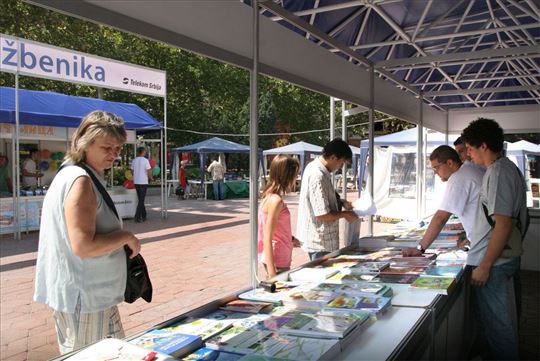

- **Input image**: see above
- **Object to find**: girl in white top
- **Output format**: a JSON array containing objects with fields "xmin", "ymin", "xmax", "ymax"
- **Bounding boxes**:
[{"xmin": 34, "ymin": 111, "xmax": 141, "ymax": 354}]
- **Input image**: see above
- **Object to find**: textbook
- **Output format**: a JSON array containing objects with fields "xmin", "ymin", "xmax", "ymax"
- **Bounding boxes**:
[
  {"xmin": 211, "ymin": 331, "xmax": 340, "ymax": 361},
  {"xmin": 317, "ymin": 258, "xmax": 360, "ymax": 269},
  {"xmin": 162, "ymin": 317, "xmax": 233, "ymax": 340},
  {"xmin": 369, "ymin": 273, "xmax": 419, "ymax": 284},
  {"xmin": 288, "ymin": 267, "xmax": 338, "ymax": 282},
  {"xmin": 65, "ymin": 338, "xmax": 177, "ymax": 361},
  {"xmin": 324, "ymin": 294, "xmax": 391, "ymax": 316},
  {"xmin": 346, "ymin": 261, "xmax": 390, "ymax": 274},
  {"xmin": 220, "ymin": 300, "xmax": 274, "ymax": 314},
  {"xmin": 182, "ymin": 347, "xmax": 246, "ymax": 361},
  {"xmin": 278, "ymin": 312, "xmax": 360, "ymax": 339},
  {"xmin": 423, "ymin": 265, "xmax": 463, "ymax": 278},
  {"xmin": 410, "ymin": 275, "xmax": 456, "ymax": 295},
  {"xmin": 237, "ymin": 284, "xmax": 301, "ymax": 305},
  {"xmin": 129, "ymin": 330, "xmax": 203, "ymax": 358},
  {"xmin": 389, "ymin": 257, "xmax": 434, "ymax": 267},
  {"xmin": 283, "ymin": 289, "xmax": 338, "ymax": 309},
  {"xmin": 380, "ymin": 265, "xmax": 428, "ymax": 275},
  {"xmin": 326, "ymin": 271, "xmax": 377, "ymax": 284}
]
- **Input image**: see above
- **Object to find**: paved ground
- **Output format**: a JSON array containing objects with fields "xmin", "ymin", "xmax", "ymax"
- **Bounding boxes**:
[{"xmin": 1, "ymin": 194, "xmax": 538, "ymax": 360}]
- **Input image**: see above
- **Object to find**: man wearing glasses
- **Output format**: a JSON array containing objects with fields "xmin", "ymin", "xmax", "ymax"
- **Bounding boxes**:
[{"xmin": 403, "ymin": 145, "xmax": 485, "ymax": 256}]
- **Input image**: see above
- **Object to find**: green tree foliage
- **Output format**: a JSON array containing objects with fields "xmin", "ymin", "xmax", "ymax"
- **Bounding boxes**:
[{"xmin": 1, "ymin": 0, "xmax": 420, "ymax": 155}]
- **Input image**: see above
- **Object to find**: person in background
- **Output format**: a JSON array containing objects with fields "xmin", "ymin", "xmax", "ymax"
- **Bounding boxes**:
[
  {"xmin": 297, "ymin": 138, "xmax": 358, "ymax": 261},
  {"xmin": 207, "ymin": 156, "xmax": 225, "ymax": 200},
  {"xmin": 402, "ymin": 145, "xmax": 484, "ymax": 256},
  {"xmin": 179, "ymin": 160, "xmax": 188, "ymax": 199},
  {"xmin": 132, "ymin": 147, "xmax": 152, "ymax": 223},
  {"xmin": 0, "ymin": 154, "xmax": 13, "ymax": 197},
  {"xmin": 258, "ymin": 155, "xmax": 301, "ymax": 279},
  {"xmin": 461, "ymin": 117, "xmax": 527, "ymax": 360},
  {"xmin": 22, "ymin": 149, "xmax": 43, "ymax": 188},
  {"xmin": 34, "ymin": 111, "xmax": 141, "ymax": 354},
  {"xmin": 453, "ymin": 136, "xmax": 469, "ymax": 163}
]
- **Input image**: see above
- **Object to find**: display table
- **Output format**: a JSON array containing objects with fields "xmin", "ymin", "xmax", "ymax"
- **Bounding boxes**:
[
  {"xmin": 0, "ymin": 195, "xmax": 43, "ymax": 234},
  {"xmin": 109, "ymin": 188, "xmax": 137, "ymax": 219},
  {"xmin": 340, "ymin": 307, "xmax": 429, "ymax": 360}
]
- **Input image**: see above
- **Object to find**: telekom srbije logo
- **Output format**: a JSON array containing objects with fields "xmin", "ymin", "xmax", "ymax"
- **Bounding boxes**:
[{"xmin": 2, "ymin": 39, "xmax": 106, "ymax": 81}]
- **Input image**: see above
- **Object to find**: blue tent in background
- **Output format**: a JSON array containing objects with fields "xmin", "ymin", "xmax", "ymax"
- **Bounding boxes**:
[
  {"xmin": 172, "ymin": 137, "xmax": 261, "ymax": 192},
  {"xmin": 0, "ymin": 87, "xmax": 161, "ymax": 129}
]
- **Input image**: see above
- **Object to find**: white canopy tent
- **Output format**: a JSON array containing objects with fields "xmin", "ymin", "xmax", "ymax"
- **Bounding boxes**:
[{"xmin": 26, "ymin": 0, "xmax": 540, "ymax": 277}]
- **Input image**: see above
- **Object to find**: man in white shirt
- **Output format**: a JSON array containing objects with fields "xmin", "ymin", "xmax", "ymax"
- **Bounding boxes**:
[
  {"xmin": 207, "ymin": 157, "xmax": 225, "ymax": 200},
  {"xmin": 131, "ymin": 147, "xmax": 152, "ymax": 222},
  {"xmin": 297, "ymin": 138, "xmax": 358, "ymax": 261},
  {"xmin": 22, "ymin": 149, "xmax": 43, "ymax": 188},
  {"xmin": 403, "ymin": 145, "xmax": 485, "ymax": 256}
]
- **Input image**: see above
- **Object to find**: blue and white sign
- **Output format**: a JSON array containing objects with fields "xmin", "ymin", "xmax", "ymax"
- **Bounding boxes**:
[{"xmin": 1, "ymin": 34, "xmax": 166, "ymax": 97}]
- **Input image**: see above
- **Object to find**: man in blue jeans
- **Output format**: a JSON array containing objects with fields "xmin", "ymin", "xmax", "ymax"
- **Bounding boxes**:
[
  {"xmin": 207, "ymin": 156, "xmax": 225, "ymax": 200},
  {"xmin": 461, "ymin": 118, "xmax": 527, "ymax": 360}
]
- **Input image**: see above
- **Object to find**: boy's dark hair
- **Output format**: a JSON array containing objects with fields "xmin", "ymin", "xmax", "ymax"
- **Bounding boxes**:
[
  {"xmin": 461, "ymin": 118, "xmax": 504, "ymax": 153},
  {"xmin": 453, "ymin": 136, "xmax": 463, "ymax": 146},
  {"xmin": 430, "ymin": 145, "xmax": 462, "ymax": 165},
  {"xmin": 137, "ymin": 147, "xmax": 146, "ymax": 155},
  {"xmin": 322, "ymin": 138, "xmax": 352, "ymax": 160}
]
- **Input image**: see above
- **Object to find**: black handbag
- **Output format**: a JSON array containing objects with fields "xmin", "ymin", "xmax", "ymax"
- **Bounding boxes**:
[{"xmin": 76, "ymin": 163, "xmax": 153, "ymax": 303}]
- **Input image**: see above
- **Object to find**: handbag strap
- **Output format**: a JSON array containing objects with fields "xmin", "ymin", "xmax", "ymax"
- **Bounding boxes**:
[{"xmin": 58, "ymin": 163, "xmax": 119, "ymax": 220}]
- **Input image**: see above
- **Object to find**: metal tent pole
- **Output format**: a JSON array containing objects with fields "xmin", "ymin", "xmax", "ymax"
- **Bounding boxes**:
[
  {"xmin": 368, "ymin": 65, "xmax": 375, "ymax": 236},
  {"xmin": 416, "ymin": 93, "xmax": 424, "ymax": 220},
  {"xmin": 14, "ymin": 72, "xmax": 21, "ymax": 240},
  {"xmin": 249, "ymin": 0, "xmax": 260, "ymax": 288},
  {"xmin": 163, "ymin": 96, "xmax": 168, "ymax": 219},
  {"xmin": 341, "ymin": 100, "xmax": 347, "ymax": 199},
  {"xmin": 330, "ymin": 97, "xmax": 336, "ymax": 186}
]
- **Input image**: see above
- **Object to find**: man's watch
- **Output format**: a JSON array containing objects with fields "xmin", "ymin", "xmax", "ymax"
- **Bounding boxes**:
[{"xmin": 416, "ymin": 244, "xmax": 425, "ymax": 253}]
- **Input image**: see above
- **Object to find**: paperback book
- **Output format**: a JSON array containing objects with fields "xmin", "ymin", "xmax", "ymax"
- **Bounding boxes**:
[
  {"xmin": 182, "ymin": 347, "xmax": 246, "ymax": 361},
  {"xmin": 423, "ymin": 265, "xmax": 463, "ymax": 278},
  {"xmin": 326, "ymin": 271, "xmax": 377, "ymax": 284},
  {"xmin": 410, "ymin": 275, "xmax": 456, "ymax": 295},
  {"xmin": 130, "ymin": 329, "xmax": 203, "ymax": 358},
  {"xmin": 220, "ymin": 300, "xmax": 274, "ymax": 314},
  {"xmin": 380, "ymin": 265, "xmax": 428, "ymax": 275},
  {"xmin": 66, "ymin": 338, "xmax": 177, "ymax": 361},
  {"xmin": 278, "ymin": 312, "xmax": 360, "ymax": 339},
  {"xmin": 288, "ymin": 267, "xmax": 338, "ymax": 282},
  {"xmin": 369, "ymin": 273, "xmax": 419, "ymax": 284},
  {"xmin": 283, "ymin": 289, "xmax": 338, "ymax": 309},
  {"xmin": 389, "ymin": 257, "xmax": 434, "ymax": 267},
  {"xmin": 346, "ymin": 261, "xmax": 390, "ymax": 274},
  {"xmin": 237, "ymin": 285, "xmax": 300, "ymax": 305},
  {"xmin": 324, "ymin": 294, "xmax": 391, "ymax": 316},
  {"xmin": 161, "ymin": 317, "xmax": 233, "ymax": 341},
  {"xmin": 214, "ymin": 331, "xmax": 340, "ymax": 361}
]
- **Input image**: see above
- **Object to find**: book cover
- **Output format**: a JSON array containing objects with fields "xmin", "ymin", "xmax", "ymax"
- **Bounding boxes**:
[
  {"xmin": 237, "ymin": 332, "xmax": 340, "ymax": 361},
  {"xmin": 317, "ymin": 258, "xmax": 359, "ymax": 269},
  {"xmin": 347, "ymin": 261, "xmax": 390, "ymax": 274},
  {"xmin": 380, "ymin": 265, "xmax": 428, "ymax": 275},
  {"xmin": 66, "ymin": 338, "xmax": 176, "ymax": 361},
  {"xmin": 324, "ymin": 294, "xmax": 391, "ymax": 316},
  {"xmin": 182, "ymin": 347, "xmax": 246, "ymax": 361},
  {"xmin": 162, "ymin": 317, "xmax": 233, "ymax": 340},
  {"xmin": 326, "ymin": 271, "xmax": 377, "ymax": 283},
  {"xmin": 288, "ymin": 267, "xmax": 338, "ymax": 282},
  {"xmin": 220, "ymin": 300, "xmax": 274, "ymax": 314},
  {"xmin": 283, "ymin": 289, "xmax": 337, "ymax": 309},
  {"xmin": 389, "ymin": 257, "xmax": 434, "ymax": 267},
  {"xmin": 423, "ymin": 265, "xmax": 463, "ymax": 278},
  {"xmin": 370, "ymin": 273, "xmax": 419, "ymax": 284},
  {"xmin": 278, "ymin": 312, "xmax": 359, "ymax": 339},
  {"xmin": 130, "ymin": 329, "xmax": 203, "ymax": 358},
  {"xmin": 410, "ymin": 276, "xmax": 456, "ymax": 294}
]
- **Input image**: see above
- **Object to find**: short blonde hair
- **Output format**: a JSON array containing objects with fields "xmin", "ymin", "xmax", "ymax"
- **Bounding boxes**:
[{"xmin": 65, "ymin": 111, "xmax": 127, "ymax": 163}]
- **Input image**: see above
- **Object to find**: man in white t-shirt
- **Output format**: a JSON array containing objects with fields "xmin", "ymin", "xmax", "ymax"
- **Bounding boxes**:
[
  {"xmin": 131, "ymin": 147, "xmax": 152, "ymax": 222},
  {"xmin": 207, "ymin": 157, "xmax": 225, "ymax": 200},
  {"xmin": 403, "ymin": 145, "xmax": 485, "ymax": 256},
  {"xmin": 22, "ymin": 149, "xmax": 43, "ymax": 188}
]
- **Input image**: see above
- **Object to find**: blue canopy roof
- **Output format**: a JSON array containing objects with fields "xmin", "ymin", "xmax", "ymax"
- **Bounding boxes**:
[
  {"xmin": 263, "ymin": 141, "xmax": 322, "ymax": 155},
  {"xmin": 0, "ymin": 87, "xmax": 161, "ymax": 129},
  {"xmin": 172, "ymin": 137, "xmax": 250, "ymax": 154}
]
